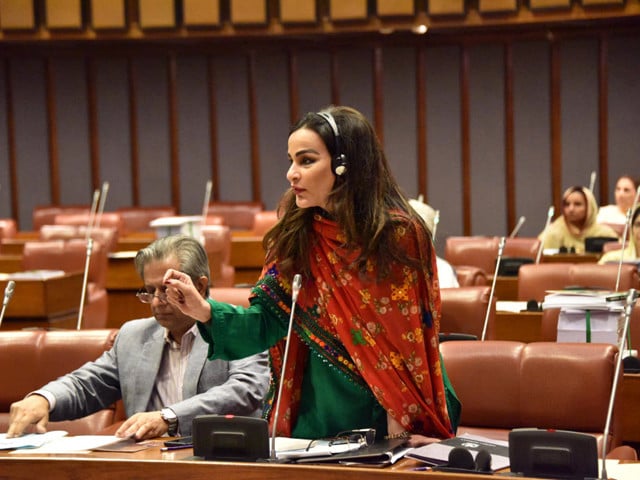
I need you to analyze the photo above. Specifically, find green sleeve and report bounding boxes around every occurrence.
[196,298,288,361]
[440,352,461,434]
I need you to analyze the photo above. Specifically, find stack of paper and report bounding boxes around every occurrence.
[542,289,626,311]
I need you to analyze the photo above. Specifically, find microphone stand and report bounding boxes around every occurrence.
[599,289,638,480]
[432,210,440,241]
[589,170,597,196]
[535,206,554,264]
[482,237,505,341]
[0,280,16,329]
[270,274,302,461]
[509,216,526,238]
[76,238,93,330]
[614,207,633,293]
[94,181,109,229]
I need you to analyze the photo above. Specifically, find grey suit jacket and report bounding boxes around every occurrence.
[43,318,270,436]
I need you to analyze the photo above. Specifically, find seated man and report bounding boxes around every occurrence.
[7,235,270,440]
[409,199,460,288]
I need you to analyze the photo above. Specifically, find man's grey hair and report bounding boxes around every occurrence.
[134,235,210,296]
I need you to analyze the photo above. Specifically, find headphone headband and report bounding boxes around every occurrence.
[317,111,347,176]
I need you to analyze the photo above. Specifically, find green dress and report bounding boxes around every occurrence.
[197,298,460,440]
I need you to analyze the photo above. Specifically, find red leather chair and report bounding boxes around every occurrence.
[32,205,91,231]
[0,218,17,240]
[201,225,235,287]
[54,212,124,237]
[440,340,621,453]
[205,201,264,231]
[210,287,252,307]
[440,286,496,340]
[39,225,119,252]
[454,265,488,287]
[0,329,123,434]
[518,263,640,302]
[21,239,109,328]
[251,210,278,236]
[445,236,540,275]
[115,206,176,235]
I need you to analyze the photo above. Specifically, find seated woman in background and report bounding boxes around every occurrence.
[598,205,640,264]
[596,175,638,235]
[538,186,618,254]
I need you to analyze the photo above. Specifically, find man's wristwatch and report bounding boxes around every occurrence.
[160,408,179,436]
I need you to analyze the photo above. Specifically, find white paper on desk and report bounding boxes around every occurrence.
[7,270,66,280]
[0,430,68,450]
[9,435,127,454]
[496,301,528,313]
[599,459,640,480]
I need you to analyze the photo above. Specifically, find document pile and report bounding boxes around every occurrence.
[542,289,627,344]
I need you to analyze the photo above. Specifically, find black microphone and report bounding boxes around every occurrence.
[269,273,302,461]
[599,288,638,480]
[482,236,505,341]
[0,280,16,329]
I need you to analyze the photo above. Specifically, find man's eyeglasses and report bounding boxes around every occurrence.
[136,288,168,304]
[305,428,376,453]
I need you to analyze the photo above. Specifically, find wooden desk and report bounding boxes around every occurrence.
[494,277,518,301]
[0,272,82,329]
[542,253,600,264]
[494,311,543,343]
[230,235,265,285]
[0,444,497,480]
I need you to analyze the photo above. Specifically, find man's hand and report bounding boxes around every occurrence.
[6,395,50,438]
[162,268,211,322]
[115,411,169,440]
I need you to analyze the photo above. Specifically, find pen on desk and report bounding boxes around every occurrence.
[160,444,193,451]
[411,466,431,471]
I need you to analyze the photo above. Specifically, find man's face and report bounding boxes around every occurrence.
[141,255,204,336]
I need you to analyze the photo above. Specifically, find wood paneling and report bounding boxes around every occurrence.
[0,0,34,29]
[230,0,267,24]
[90,0,126,29]
[329,0,367,21]
[479,0,518,13]
[46,0,83,29]
[582,0,624,4]
[428,0,465,15]
[530,0,571,10]
[377,0,414,16]
[183,0,220,26]
[138,0,175,29]
[279,0,316,23]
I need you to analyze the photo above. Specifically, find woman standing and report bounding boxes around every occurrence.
[164,106,459,445]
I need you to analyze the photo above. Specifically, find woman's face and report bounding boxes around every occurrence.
[614,177,637,211]
[563,191,587,227]
[287,128,336,212]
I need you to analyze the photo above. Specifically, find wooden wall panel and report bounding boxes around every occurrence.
[90,0,126,29]
[377,0,414,16]
[581,0,624,4]
[230,0,267,24]
[428,0,465,15]
[0,0,34,29]
[529,0,571,9]
[479,0,518,13]
[138,0,175,29]
[329,0,367,21]
[183,0,220,26]
[46,0,82,29]
[279,0,316,23]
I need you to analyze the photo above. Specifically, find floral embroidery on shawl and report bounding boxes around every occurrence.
[254,213,454,439]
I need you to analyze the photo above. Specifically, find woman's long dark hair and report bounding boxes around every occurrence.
[263,105,432,279]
